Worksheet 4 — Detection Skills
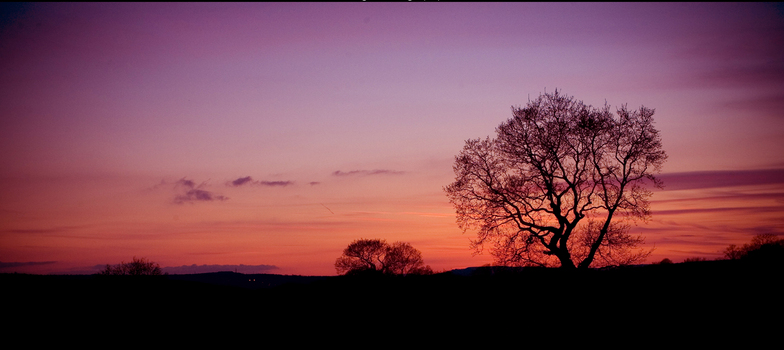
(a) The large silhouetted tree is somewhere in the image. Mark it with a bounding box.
[445,90,666,269]
[335,239,432,276]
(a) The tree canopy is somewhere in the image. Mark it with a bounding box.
[445,90,666,269]
[335,239,432,276]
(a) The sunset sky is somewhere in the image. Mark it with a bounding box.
[2,3,783,275]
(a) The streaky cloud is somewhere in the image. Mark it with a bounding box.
[653,205,784,216]
[2,225,89,234]
[332,169,405,176]
[259,180,293,187]
[0,261,57,268]
[723,93,784,118]
[657,168,784,191]
[227,176,294,187]
[654,191,784,206]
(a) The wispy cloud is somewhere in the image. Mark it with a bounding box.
[227,176,294,187]
[2,225,89,235]
[173,177,228,204]
[230,176,254,186]
[332,169,405,177]
[722,93,784,118]
[670,5,784,91]
[177,178,197,188]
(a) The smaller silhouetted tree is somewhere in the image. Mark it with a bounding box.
[100,257,164,276]
[335,239,432,276]
[723,244,745,260]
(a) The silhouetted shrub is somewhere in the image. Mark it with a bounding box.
[683,257,707,263]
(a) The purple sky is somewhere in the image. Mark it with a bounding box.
[1,3,783,275]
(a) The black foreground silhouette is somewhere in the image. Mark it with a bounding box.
[4,257,780,340]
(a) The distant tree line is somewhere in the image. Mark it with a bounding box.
[655,234,783,265]
[99,257,164,276]
[723,233,784,264]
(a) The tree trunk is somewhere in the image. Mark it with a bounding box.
[560,258,577,269]
[578,211,615,269]
[556,223,578,269]
[556,246,577,269]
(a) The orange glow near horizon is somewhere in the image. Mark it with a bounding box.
[2,169,782,275]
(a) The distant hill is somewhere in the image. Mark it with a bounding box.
[166,271,328,289]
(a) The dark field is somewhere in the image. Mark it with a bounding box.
[4,260,779,343]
